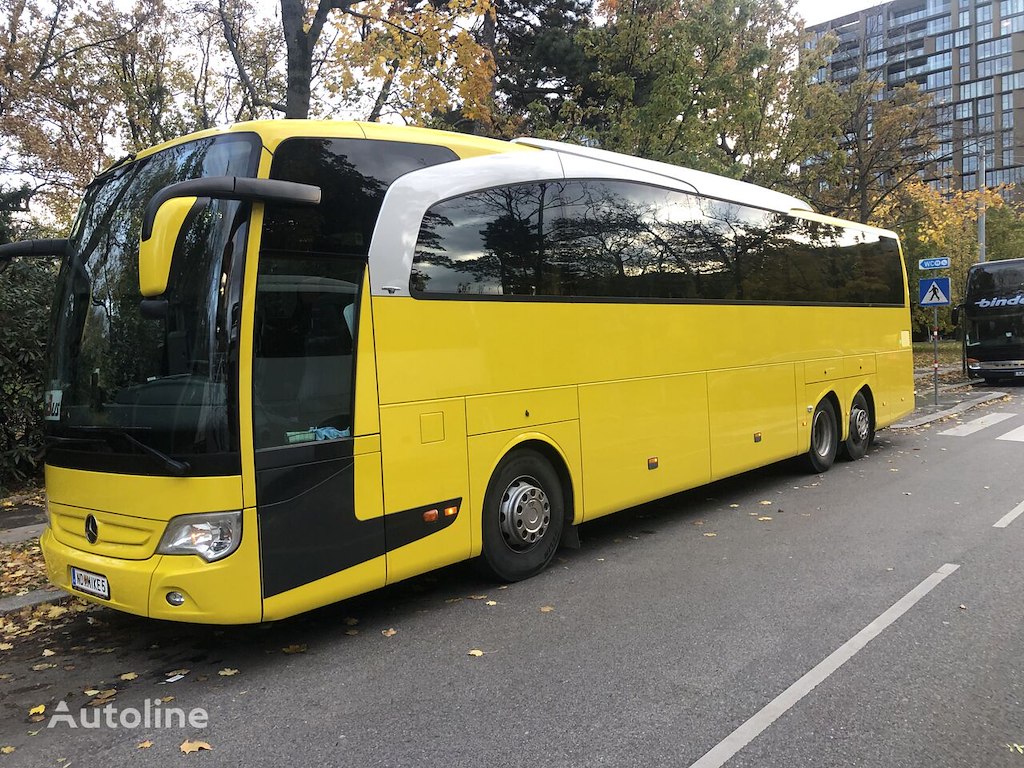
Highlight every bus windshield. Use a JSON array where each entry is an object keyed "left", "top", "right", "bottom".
[
  {"left": 45, "top": 134, "right": 259, "bottom": 476},
  {"left": 966, "top": 314, "right": 1024, "bottom": 348}
]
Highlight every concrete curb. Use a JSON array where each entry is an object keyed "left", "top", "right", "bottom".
[
  {"left": 0, "top": 587, "right": 70, "bottom": 616},
  {"left": 890, "top": 391, "right": 1009, "bottom": 429},
  {"left": 0, "top": 523, "right": 44, "bottom": 546}
]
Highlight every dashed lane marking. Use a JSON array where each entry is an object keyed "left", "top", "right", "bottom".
[
  {"left": 994, "top": 499, "right": 1024, "bottom": 529},
  {"left": 688, "top": 564, "right": 961, "bottom": 768}
]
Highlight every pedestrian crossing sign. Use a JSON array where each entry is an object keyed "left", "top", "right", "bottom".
[{"left": 919, "top": 277, "right": 951, "bottom": 306}]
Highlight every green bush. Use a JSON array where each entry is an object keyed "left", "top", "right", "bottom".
[{"left": 0, "top": 257, "right": 56, "bottom": 493}]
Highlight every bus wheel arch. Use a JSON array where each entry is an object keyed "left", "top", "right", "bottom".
[
  {"left": 477, "top": 441, "right": 574, "bottom": 582},
  {"left": 840, "top": 387, "right": 875, "bottom": 462},
  {"left": 805, "top": 393, "right": 840, "bottom": 473}
]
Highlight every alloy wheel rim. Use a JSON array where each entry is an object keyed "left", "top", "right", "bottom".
[
  {"left": 852, "top": 407, "right": 870, "bottom": 442},
  {"left": 498, "top": 475, "right": 551, "bottom": 552}
]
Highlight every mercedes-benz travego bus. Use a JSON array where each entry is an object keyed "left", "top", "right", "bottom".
[
  {"left": 954, "top": 257, "right": 1024, "bottom": 383},
  {"left": 0, "top": 121, "right": 914, "bottom": 624}
]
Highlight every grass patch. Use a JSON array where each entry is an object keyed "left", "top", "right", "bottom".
[{"left": 913, "top": 340, "right": 962, "bottom": 368}]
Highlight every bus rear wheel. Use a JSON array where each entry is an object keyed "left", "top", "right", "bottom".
[
  {"left": 805, "top": 399, "right": 838, "bottom": 473},
  {"left": 840, "top": 391, "right": 873, "bottom": 462},
  {"left": 479, "top": 449, "right": 564, "bottom": 583}
]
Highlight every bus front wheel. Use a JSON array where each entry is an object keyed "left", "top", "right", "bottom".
[
  {"left": 840, "top": 391, "right": 873, "bottom": 461},
  {"left": 805, "top": 399, "right": 838, "bottom": 473},
  {"left": 479, "top": 449, "right": 565, "bottom": 582}
]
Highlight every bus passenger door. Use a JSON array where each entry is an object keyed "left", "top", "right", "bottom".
[{"left": 251, "top": 255, "right": 386, "bottom": 619}]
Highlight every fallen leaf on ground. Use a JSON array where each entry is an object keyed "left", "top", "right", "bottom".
[
  {"left": 703, "top": 532, "right": 717, "bottom": 537},
  {"left": 30, "top": 663, "right": 56, "bottom": 671},
  {"left": 467, "top": 649, "right": 484, "bottom": 657},
  {"left": 160, "top": 696, "right": 175, "bottom": 703},
  {"left": 468, "top": 595, "right": 487, "bottom": 600},
  {"left": 381, "top": 628, "right": 397, "bottom": 637},
  {"left": 0, "top": 746, "right": 14, "bottom": 754},
  {"left": 345, "top": 629, "right": 359, "bottom": 636},
  {"left": 0, "top": 643, "right": 12, "bottom": 651},
  {"left": 759, "top": 500, "right": 772, "bottom": 506},
  {"left": 218, "top": 668, "right": 238, "bottom": 677},
  {"left": 41, "top": 649, "right": 55, "bottom": 657},
  {"left": 28, "top": 704, "right": 45, "bottom": 716},
  {"left": 540, "top": 606, "right": 554, "bottom": 613},
  {"left": 728, "top": 504, "right": 740, "bottom": 509},
  {"left": 485, "top": 600, "right": 497, "bottom": 606},
  {"left": 180, "top": 739, "right": 212, "bottom": 754},
  {"left": 758, "top": 516, "right": 773, "bottom": 521},
  {"left": 344, "top": 617, "right": 359, "bottom": 626},
  {"left": 119, "top": 672, "right": 138, "bottom": 681},
  {"left": 137, "top": 740, "right": 153, "bottom": 750},
  {"left": 83, "top": 689, "right": 99, "bottom": 696},
  {"left": 281, "top": 644, "right": 306, "bottom": 654},
  {"left": 166, "top": 668, "right": 189, "bottom": 676}
]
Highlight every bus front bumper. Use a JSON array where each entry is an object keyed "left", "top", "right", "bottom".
[
  {"left": 41, "top": 518, "right": 262, "bottom": 624},
  {"left": 967, "top": 359, "right": 1024, "bottom": 379}
]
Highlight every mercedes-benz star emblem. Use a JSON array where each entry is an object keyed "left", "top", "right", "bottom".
[{"left": 84, "top": 515, "right": 99, "bottom": 544}]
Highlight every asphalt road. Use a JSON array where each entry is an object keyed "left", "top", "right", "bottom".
[{"left": 3, "top": 385, "right": 1024, "bottom": 767}]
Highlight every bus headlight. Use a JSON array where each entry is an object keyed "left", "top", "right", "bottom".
[{"left": 157, "top": 511, "right": 242, "bottom": 562}]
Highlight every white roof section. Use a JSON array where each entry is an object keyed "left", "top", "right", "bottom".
[
  {"left": 789, "top": 209, "right": 898, "bottom": 240},
  {"left": 512, "top": 137, "right": 814, "bottom": 215}
]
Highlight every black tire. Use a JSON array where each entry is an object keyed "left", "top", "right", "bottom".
[
  {"left": 805, "top": 398, "right": 838, "bottom": 473},
  {"left": 478, "top": 449, "right": 565, "bottom": 582},
  {"left": 840, "top": 391, "right": 873, "bottom": 462}
]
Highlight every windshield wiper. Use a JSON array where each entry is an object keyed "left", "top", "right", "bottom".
[{"left": 65, "top": 426, "right": 191, "bottom": 476}]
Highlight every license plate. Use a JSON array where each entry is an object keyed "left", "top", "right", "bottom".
[
  {"left": 70, "top": 567, "right": 110, "bottom": 600},
  {"left": 1015, "top": 371, "right": 1024, "bottom": 377}
]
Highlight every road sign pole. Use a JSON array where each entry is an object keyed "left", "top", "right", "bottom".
[{"left": 933, "top": 307, "right": 939, "bottom": 406}]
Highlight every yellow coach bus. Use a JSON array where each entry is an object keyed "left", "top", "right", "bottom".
[{"left": 0, "top": 121, "right": 914, "bottom": 623}]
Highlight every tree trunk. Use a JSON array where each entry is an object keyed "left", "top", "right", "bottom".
[{"left": 280, "top": 0, "right": 313, "bottom": 119}]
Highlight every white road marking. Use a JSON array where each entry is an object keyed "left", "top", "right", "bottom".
[
  {"left": 688, "top": 563, "right": 961, "bottom": 768},
  {"left": 938, "top": 413, "right": 1017, "bottom": 437},
  {"left": 996, "top": 425, "right": 1024, "bottom": 443},
  {"left": 993, "top": 499, "right": 1024, "bottom": 528}
]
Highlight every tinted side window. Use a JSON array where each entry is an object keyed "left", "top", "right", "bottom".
[
  {"left": 253, "top": 138, "right": 459, "bottom": 449},
  {"left": 412, "top": 182, "right": 563, "bottom": 295},
  {"left": 263, "top": 138, "right": 458, "bottom": 258},
  {"left": 412, "top": 180, "right": 903, "bottom": 305},
  {"left": 552, "top": 181, "right": 732, "bottom": 300}
]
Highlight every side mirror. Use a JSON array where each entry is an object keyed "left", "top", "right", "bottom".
[
  {"left": 139, "top": 176, "right": 321, "bottom": 298},
  {"left": 951, "top": 305, "right": 960, "bottom": 326},
  {"left": 139, "top": 198, "right": 199, "bottom": 296},
  {"left": 0, "top": 238, "right": 67, "bottom": 269}
]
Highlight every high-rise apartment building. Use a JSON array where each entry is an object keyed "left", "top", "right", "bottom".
[{"left": 806, "top": 0, "right": 1024, "bottom": 192}]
